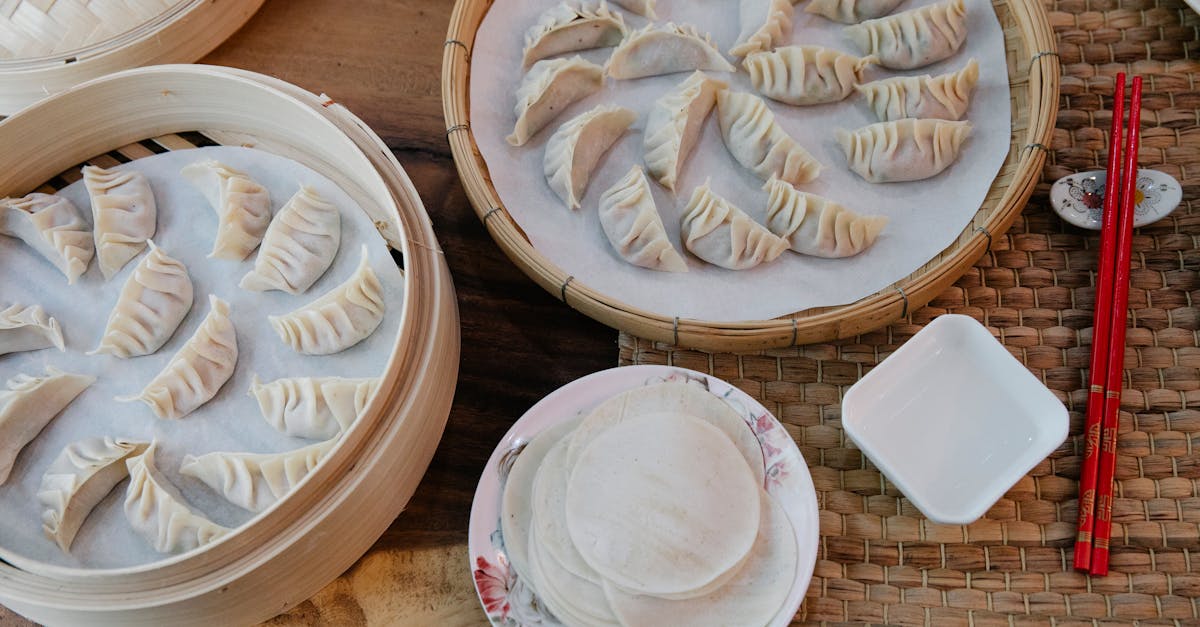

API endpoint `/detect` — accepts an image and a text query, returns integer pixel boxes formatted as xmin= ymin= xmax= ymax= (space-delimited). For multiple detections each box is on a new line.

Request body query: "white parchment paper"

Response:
xmin=0 ymin=146 xmax=405 ymax=571
xmin=471 ymin=0 xmax=1012 ymax=321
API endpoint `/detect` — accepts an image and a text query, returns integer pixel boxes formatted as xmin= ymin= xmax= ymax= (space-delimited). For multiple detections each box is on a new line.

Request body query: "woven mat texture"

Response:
xmin=619 ymin=1 xmax=1200 ymax=624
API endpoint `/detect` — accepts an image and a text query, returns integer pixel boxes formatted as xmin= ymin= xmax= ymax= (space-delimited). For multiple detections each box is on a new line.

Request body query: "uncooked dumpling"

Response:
xmin=764 ymin=177 xmax=888 ymax=258
xmin=180 ymin=438 xmax=336 ymax=513
xmin=643 ymin=71 xmax=727 ymax=192
xmin=681 ymin=181 xmax=789 ymax=270
xmin=807 ymin=0 xmax=904 ymax=23
xmin=507 ymin=56 xmax=605 ymax=147
xmin=745 ymin=45 xmax=877 ymax=106
xmin=544 ymin=104 xmax=637 ymax=209
xmin=845 ymin=0 xmax=968 ymax=70
xmin=249 ymin=375 xmax=379 ymax=440
xmin=38 ymin=437 xmax=148 ymax=552
xmin=731 ymin=0 xmax=794 ymax=58
xmin=606 ymin=23 xmax=735 ymax=80
xmin=857 ymin=57 xmax=979 ymax=121
xmin=124 ymin=442 xmax=230 ymax=554
xmin=610 ymin=0 xmax=655 ymax=16
xmin=117 ymin=295 xmax=238 ymax=419
xmin=598 ymin=166 xmax=689 ymax=272
xmin=0 ymin=366 xmax=94 ymax=485
xmin=82 ymin=165 xmax=157 ymax=280
xmin=90 ymin=241 xmax=193 ymax=358
xmin=0 ymin=304 xmax=64 ymax=356
xmin=522 ymin=1 xmax=626 ymax=68
xmin=240 ymin=186 xmax=340 ymax=295
xmin=835 ymin=118 xmax=972 ymax=183
xmin=269 ymin=245 xmax=385 ymax=355
xmin=716 ymin=90 xmax=822 ymax=186
xmin=0 ymin=193 xmax=93 ymax=284
xmin=181 ymin=159 xmax=272 ymax=261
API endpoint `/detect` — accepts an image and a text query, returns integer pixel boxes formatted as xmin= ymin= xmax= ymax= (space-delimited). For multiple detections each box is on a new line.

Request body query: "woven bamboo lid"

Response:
xmin=0 ymin=0 xmax=264 ymax=114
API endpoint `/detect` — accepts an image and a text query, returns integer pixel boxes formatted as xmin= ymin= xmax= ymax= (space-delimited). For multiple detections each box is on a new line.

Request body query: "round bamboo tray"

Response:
xmin=442 ymin=0 xmax=1060 ymax=352
xmin=0 ymin=64 xmax=460 ymax=626
xmin=0 ymin=0 xmax=264 ymax=115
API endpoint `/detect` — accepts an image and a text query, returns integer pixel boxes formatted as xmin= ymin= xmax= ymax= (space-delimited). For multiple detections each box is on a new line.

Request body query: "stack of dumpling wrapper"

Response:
xmin=500 ymin=382 xmax=799 ymax=627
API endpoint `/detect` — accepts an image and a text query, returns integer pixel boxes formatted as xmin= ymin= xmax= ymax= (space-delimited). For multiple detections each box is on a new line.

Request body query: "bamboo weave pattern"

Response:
xmin=0 ymin=0 xmax=183 ymax=59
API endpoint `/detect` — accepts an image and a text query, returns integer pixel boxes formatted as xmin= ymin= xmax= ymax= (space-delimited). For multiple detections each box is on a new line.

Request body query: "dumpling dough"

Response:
xmin=609 ymin=0 xmax=655 ymax=16
xmin=522 ymin=1 xmax=626 ymax=68
xmin=124 ymin=442 xmax=230 ymax=554
xmin=117 ymin=295 xmax=238 ymax=419
xmin=507 ymin=56 xmax=605 ymax=147
xmin=0 ymin=366 xmax=94 ymax=485
xmin=731 ymin=0 xmax=794 ymax=58
xmin=240 ymin=186 xmax=340 ymax=295
xmin=744 ymin=45 xmax=877 ymax=106
xmin=269 ymin=245 xmax=385 ymax=355
xmin=38 ymin=437 xmax=148 ymax=552
xmin=180 ymin=438 xmax=337 ymax=513
xmin=835 ymin=118 xmax=972 ymax=183
xmin=606 ymin=23 xmax=735 ymax=80
xmin=643 ymin=71 xmax=727 ymax=192
xmin=845 ymin=0 xmax=968 ymax=70
xmin=544 ymin=104 xmax=637 ymax=209
xmin=82 ymin=165 xmax=157 ymax=280
xmin=0 ymin=193 xmax=93 ymax=284
xmin=857 ymin=57 xmax=979 ymax=121
xmin=250 ymin=375 xmax=379 ymax=440
xmin=90 ymin=241 xmax=193 ymax=358
xmin=764 ymin=177 xmax=889 ymax=258
xmin=182 ymin=159 xmax=272 ymax=261
xmin=0 ymin=304 xmax=64 ymax=356
xmin=681 ymin=180 xmax=789 ymax=270
xmin=807 ymin=0 xmax=904 ymax=23
xmin=598 ymin=165 xmax=689 ymax=272
xmin=716 ymin=90 xmax=822 ymax=186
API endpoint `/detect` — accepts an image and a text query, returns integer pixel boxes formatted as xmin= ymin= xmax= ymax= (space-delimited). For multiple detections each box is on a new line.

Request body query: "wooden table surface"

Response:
xmin=0 ymin=1 xmax=614 ymax=625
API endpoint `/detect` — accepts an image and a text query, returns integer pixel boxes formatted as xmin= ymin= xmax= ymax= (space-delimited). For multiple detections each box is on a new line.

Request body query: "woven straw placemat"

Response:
xmin=620 ymin=1 xmax=1200 ymax=623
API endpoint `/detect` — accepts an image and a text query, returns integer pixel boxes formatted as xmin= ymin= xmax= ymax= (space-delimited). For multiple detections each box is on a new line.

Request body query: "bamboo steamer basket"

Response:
xmin=0 ymin=64 xmax=460 ymax=626
xmin=0 ymin=0 xmax=263 ymax=115
xmin=442 ymin=0 xmax=1060 ymax=352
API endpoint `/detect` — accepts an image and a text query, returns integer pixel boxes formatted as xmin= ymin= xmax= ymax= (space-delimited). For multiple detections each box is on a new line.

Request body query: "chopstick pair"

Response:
xmin=1072 ymin=73 xmax=1143 ymax=577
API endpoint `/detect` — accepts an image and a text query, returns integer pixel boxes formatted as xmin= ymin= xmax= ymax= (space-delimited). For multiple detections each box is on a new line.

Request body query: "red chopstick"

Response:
xmin=1072 ymin=73 xmax=1126 ymax=572
xmin=1090 ymin=76 xmax=1143 ymax=576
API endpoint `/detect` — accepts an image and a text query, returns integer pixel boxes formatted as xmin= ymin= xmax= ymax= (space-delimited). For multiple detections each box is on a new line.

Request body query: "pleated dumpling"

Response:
xmin=544 ymin=104 xmax=637 ymax=209
xmin=38 ymin=437 xmax=148 ymax=552
xmin=644 ymin=71 xmax=727 ymax=192
xmin=845 ymin=0 xmax=968 ymax=70
xmin=180 ymin=438 xmax=336 ymax=513
xmin=731 ymin=0 xmax=794 ymax=58
xmin=0 ymin=193 xmax=93 ymax=283
xmin=836 ymin=118 xmax=972 ymax=183
xmin=681 ymin=181 xmax=789 ymax=270
xmin=745 ymin=45 xmax=877 ymax=106
xmin=0 ymin=366 xmax=94 ymax=485
xmin=763 ymin=177 xmax=888 ymax=258
xmin=599 ymin=166 xmax=689 ymax=272
xmin=82 ymin=165 xmax=157 ymax=280
xmin=90 ymin=241 xmax=193 ymax=359
xmin=857 ymin=58 xmax=979 ymax=121
xmin=606 ymin=23 xmax=735 ymax=80
xmin=716 ymin=90 xmax=823 ymax=186
xmin=807 ymin=0 xmax=905 ymax=23
xmin=507 ymin=56 xmax=605 ymax=147
xmin=269 ymin=245 xmax=385 ymax=355
xmin=124 ymin=442 xmax=230 ymax=554
xmin=0 ymin=304 xmax=64 ymax=356
xmin=610 ymin=0 xmax=655 ymax=16
xmin=522 ymin=1 xmax=626 ymax=68
xmin=240 ymin=186 xmax=340 ymax=295
xmin=181 ymin=160 xmax=272 ymax=261
xmin=250 ymin=375 xmax=379 ymax=440
xmin=117 ymin=295 xmax=238 ymax=420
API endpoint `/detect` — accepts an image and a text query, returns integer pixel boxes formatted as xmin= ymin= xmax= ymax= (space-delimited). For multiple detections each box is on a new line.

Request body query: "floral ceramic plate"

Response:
xmin=1049 ymin=168 xmax=1182 ymax=230
xmin=468 ymin=365 xmax=820 ymax=626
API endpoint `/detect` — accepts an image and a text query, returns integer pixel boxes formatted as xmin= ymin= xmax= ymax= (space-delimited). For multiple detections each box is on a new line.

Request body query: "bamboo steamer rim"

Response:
xmin=0 ymin=64 xmax=459 ymax=625
xmin=0 ymin=0 xmax=265 ymax=115
xmin=441 ymin=0 xmax=1060 ymax=352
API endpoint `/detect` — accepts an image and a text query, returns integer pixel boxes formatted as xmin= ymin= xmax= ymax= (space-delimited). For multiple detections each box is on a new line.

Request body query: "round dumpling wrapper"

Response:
xmin=531 ymin=436 xmax=604 ymax=583
xmin=527 ymin=523 xmax=621 ymax=626
xmin=565 ymin=411 xmax=761 ymax=597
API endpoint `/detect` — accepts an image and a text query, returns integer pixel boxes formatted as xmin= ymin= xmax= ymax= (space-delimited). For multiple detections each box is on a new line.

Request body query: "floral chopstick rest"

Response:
xmin=1050 ymin=168 xmax=1181 ymax=230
